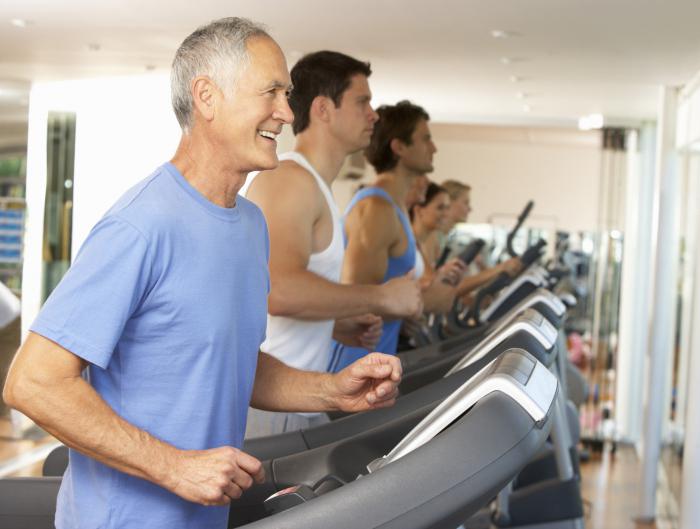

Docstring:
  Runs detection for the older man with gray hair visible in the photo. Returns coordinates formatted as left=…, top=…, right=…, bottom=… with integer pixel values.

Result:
left=3, top=17, right=402, bottom=529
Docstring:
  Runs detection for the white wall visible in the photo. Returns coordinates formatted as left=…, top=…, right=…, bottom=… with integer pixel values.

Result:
left=331, top=123, right=602, bottom=233
left=23, top=74, right=181, bottom=334
left=430, top=124, right=602, bottom=233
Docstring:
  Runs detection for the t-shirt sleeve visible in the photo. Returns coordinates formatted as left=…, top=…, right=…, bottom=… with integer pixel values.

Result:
left=30, top=215, right=153, bottom=369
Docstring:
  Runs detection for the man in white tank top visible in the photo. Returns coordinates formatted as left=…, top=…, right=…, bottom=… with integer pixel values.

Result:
left=244, top=51, right=423, bottom=437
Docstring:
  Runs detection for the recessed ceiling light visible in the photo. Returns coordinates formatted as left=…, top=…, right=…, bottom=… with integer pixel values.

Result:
left=10, top=18, right=31, bottom=28
left=522, top=104, right=532, bottom=113
left=500, top=57, right=512, bottom=65
left=509, top=75, right=521, bottom=83
left=491, top=30, right=510, bottom=39
left=516, top=92, right=527, bottom=100
left=578, top=113, right=604, bottom=130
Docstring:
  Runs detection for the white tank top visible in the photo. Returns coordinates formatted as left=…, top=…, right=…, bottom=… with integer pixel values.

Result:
left=414, top=249, right=426, bottom=279
left=245, top=152, right=344, bottom=373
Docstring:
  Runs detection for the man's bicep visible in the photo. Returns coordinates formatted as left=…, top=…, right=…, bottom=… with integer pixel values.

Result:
left=248, top=172, right=316, bottom=273
left=342, top=205, right=393, bottom=284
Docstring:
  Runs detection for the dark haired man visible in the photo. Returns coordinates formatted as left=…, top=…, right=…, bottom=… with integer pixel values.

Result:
left=328, top=101, right=436, bottom=371
left=244, top=52, right=422, bottom=437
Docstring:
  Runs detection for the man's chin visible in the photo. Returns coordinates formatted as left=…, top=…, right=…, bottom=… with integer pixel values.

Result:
left=253, top=154, right=280, bottom=172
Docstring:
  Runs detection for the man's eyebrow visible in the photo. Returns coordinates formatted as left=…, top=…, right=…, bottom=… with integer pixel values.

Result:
left=260, top=80, right=294, bottom=91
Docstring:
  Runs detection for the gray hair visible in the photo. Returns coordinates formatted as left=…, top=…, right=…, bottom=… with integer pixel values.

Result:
left=171, top=17, right=270, bottom=132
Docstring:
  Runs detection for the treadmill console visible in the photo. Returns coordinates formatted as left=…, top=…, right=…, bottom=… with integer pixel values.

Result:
left=506, top=288, right=567, bottom=320
left=445, top=309, right=557, bottom=376
left=367, top=349, right=557, bottom=474
left=480, top=272, right=545, bottom=323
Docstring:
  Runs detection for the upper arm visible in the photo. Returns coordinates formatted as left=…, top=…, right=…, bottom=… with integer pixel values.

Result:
left=342, top=199, right=396, bottom=285
left=3, top=332, right=86, bottom=407
left=247, top=163, right=319, bottom=279
left=29, top=216, right=152, bottom=369
left=423, top=233, right=441, bottom=267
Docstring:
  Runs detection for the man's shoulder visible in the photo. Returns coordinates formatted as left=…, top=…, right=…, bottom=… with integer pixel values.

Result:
left=106, top=165, right=172, bottom=218
left=236, top=194, right=267, bottom=228
left=252, top=159, right=319, bottom=195
left=350, top=192, right=396, bottom=219
left=247, top=160, right=323, bottom=221
left=345, top=192, right=400, bottom=247
left=101, top=163, right=213, bottom=243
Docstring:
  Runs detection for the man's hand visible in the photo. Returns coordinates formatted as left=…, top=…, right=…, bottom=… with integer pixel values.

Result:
left=333, top=313, right=383, bottom=349
left=327, top=353, right=402, bottom=413
left=166, top=446, right=264, bottom=506
left=379, top=271, right=423, bottom=319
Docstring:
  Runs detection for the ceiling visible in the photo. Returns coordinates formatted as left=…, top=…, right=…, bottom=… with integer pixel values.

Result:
left=2, top=0, right=700, bottom=133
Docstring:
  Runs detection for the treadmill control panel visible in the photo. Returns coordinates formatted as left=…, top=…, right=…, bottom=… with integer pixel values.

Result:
left=445, top=308, right=556, bottom=376
left=481, top=272, right=545, bottom=322
left=500, top=288, right=567, bottom=323
left=367, top=349, right=558, bottom=474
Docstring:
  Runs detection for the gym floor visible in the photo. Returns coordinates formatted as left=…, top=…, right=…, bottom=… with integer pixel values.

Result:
left=580, top=445, right=678, bottom=529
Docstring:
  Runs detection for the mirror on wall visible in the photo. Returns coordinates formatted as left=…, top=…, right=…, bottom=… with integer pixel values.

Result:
left=42, top=112, right=75, bottom=303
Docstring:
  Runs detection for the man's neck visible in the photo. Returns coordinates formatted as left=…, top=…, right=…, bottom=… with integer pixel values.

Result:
left=171, top=133, right=246, bottom=208
left=293, top=130, right=352, bottom=187
left=374, top=166, right=417, bottom=209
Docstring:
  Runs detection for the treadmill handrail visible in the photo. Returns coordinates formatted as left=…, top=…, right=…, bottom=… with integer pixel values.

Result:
left=506, top=200, right=534, bottom=258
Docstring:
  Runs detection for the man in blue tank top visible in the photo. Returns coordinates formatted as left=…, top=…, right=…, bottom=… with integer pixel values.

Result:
left=329, top=101, right=436, bottom=371
left=3, top=18, right=403, bottom=529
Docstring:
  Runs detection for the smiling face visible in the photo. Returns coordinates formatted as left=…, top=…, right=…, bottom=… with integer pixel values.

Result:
left=450, top=189, right=472, bottom=224
left=418, top=190, right=451, bottom=231
left=211, top=36, right=294, bottom=173
left=327, top=74, right=379, bottom=154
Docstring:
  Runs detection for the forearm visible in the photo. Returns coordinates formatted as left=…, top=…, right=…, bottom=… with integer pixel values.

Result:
left=269, top=269, right=385, bottom=320
left=421, top=279, right=456, bottom=314
left=5, top=370, right=176, bottom=489
left=456, top=266, right=503, bottom=296
left=250, top=352, right=337, bottom=412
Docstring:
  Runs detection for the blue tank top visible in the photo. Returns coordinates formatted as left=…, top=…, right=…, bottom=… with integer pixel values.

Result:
left=328, top=187, right=416, bottom=372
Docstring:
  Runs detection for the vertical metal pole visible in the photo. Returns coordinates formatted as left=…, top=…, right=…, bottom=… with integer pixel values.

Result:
left=637, top=86, right=681, bottom=522
left=615, top=125, right=655, bottom=446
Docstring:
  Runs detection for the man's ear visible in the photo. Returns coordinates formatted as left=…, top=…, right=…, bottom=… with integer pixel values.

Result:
left=310, top=95, right=333, bottom=124
left=191, top=76, right=218, bottom=123
left=390, top=138, right=406, bottom=157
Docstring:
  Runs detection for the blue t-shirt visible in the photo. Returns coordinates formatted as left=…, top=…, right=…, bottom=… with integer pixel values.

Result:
left=30, top=162, right=269, bottom=529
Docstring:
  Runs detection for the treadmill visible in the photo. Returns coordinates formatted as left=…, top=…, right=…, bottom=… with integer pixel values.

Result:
left=0, top=350, right=558, bottom=529
left=229, top=349, right=558, bottom=528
